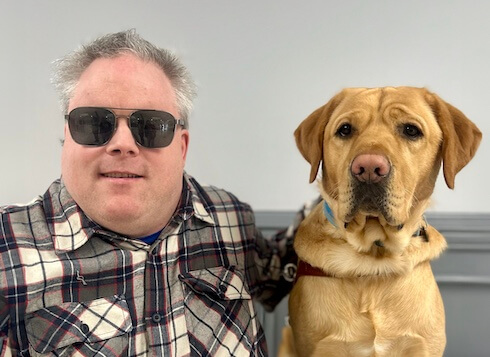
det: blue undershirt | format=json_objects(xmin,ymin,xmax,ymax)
[{"xmin": 139, "ymin": 230, "xmax": 162, "ymax": 245}]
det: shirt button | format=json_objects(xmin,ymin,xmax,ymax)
[
  {"xmin": 219, "ymin": 284, "xmax": 227, "ymax": 293},
  {"xmin": 152, "ymin": 313, "xmax": 162, "ymax": 323},
  {"xmin": 81, "ymin": 323, "xmax": 90, "ymax": 334}
]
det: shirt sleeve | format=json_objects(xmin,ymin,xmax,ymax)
[
  {"xmin": 250, "ymin": 197, "xmax": 321, "ymax": 312},
  {"xmin": 0, "ymin": 295, "xmax": 15, "ymax": 356}
]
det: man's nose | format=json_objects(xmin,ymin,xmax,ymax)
[{"xmin": 105, "ymin": 117, "xmax": 140, "ymax": 156}]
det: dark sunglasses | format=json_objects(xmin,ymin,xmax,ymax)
[{"xmin": 65, "ymin": 107, "xmax": 185, "ymax": 148}]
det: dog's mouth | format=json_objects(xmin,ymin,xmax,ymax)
[
  {"xmin": 341, "ymin": 178, "xmax": 407, "ymax": 230},
  {"xmin": 346, "ymin": 181, "xmax": 391, "ymax": 218}
]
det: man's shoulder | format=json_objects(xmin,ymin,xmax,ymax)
[
  {"xmin": 0, "ymin": 196, "xmax": 47, "ymax": 238},
  {"xmin": 0, "ymin": 179, "xmax": 66, "ymax": 222},
  {"xmin": 185, "ymin": 174, "xmax": 258, "ymax": 235},
  {"xmin": 0, "ymin": 195, "xmax": 44, "ymax": 215}
]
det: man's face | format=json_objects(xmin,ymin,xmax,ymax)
[{"xmin": 61, "ymin": 54, "xmax": 189, "ymax": 237}]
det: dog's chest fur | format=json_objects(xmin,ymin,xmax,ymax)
[
  {"xmin": 290, "ymin": 258, "xmax": 445, "ymax": 356},
  {"xmin": 289, "ymin": 209, "xmax": 447, "ymax": 356}
]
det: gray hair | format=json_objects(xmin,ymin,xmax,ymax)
[{"xmin": 52, "ymin": 29, "xmax": 196, "ymax": 128}]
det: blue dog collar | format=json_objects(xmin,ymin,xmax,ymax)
[{"xmin": 323, "ymin": 201, "xmax": 338, "ymax": 228}]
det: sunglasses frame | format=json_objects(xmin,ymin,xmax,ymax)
[{"xmin": 65, "ymin": 106, "xmax": 185, "ymax": 148}]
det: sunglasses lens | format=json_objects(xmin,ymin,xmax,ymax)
[
  {"xmin": 129, "ymin": 110, "xmax": 177, "ymax": 148},
  {"xmin": 68, "ymin": 108, "xmax": 115, "ymax": 146}
]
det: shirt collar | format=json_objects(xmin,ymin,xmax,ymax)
[
  {"xmin": 44, "ymin": 179, "xmax": 99, "ymax": 254},
  {"xmin": 179, "ymin": 172, "xmax": 216, "ymax": 225}
]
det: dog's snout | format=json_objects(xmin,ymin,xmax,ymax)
[{"xmin": 351, "ymin": 154, "xmax": 390, "ymax": 183}]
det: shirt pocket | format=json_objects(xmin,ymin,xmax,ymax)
[
  {"xmin": 25, "ymin": 295, "xmax": 132, "ymax": 356},
  {"xmin": 180, "ymin": 265, "xmax": 252, "ymax": 300},
  {"xmin": 180, "ymin": 266, "xmax": 260, "ymax": 355}
]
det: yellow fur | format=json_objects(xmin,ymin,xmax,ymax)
[{"xmin": 282, "ymin": 87, "xmax": 482, "ymax": 357}]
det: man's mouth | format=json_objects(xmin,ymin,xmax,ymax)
[{"xmin": 102, "ymin": 173, "xmax": 142, "ymax": 178}]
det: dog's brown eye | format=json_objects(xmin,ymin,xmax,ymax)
[
  {"xmin": 336, "ymin": 123, "xmax": 353, "ymax": 138},
  {"xmin": 402, "ymin": 124, "xmax": 423, "ymax": 139}
]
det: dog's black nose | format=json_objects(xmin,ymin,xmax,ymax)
[{"xmin": 351, "ymin": 154, "xmax": 390, "ymax": 183}]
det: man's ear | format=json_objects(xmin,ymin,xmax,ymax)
[
  {"xmin": 294, "ymin": 91, "xmax": 347, "ymax": 183},
  {"xmin": 180, "ymin": 129, "xmax": 190, "ymax": 163},
  {"xmin": 425, "ymin": 90, "xmax": 482, "ymax": 189}
]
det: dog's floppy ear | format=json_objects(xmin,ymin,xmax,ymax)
[
  {"xmin": 425, "ymin": 91, "xmax": 482, "ymax": 189},
  {"xmin": 294, "ymin": 91, "xmax": 346, "ymax": 183}
]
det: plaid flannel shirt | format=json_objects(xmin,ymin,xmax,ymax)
[{"xmin": 0, "ymin": 173, "xmax": 295, "ymax": 356}]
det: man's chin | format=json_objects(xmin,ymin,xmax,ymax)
[{"xmin": 84, "ymin": 201, "xmax": 143, "ymax": 232}]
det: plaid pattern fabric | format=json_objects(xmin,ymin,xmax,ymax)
[{"xmin": 0, "ymin": 173, "xmax": 295, "ymax": 356}]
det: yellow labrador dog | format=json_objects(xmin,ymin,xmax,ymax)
[{"xmin": 286, "ymin": 87, "xmax": 481, "ymax": 357}]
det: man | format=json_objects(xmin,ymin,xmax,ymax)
[{"xmin": 0, "ymin": 30, "xmax": 297, "ymax": 356}]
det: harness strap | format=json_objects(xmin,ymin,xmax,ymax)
[{"xmin": 295, "ymin": 260, "xmax": 334, "ymax": 282}]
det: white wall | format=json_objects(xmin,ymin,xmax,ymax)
[{"xmin": 0, "ymin": 0, "xmax": 488, "ymax": 212}]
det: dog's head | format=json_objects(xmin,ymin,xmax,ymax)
[{"xmin": 295, "ymin": 87, "xmax": 481, "ymax": 231}]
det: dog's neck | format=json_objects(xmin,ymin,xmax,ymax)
[
  {"xmin": 294, "ymin": 199, "xmax": 447, "ymax": 278},
  {"xmin": 295, "ymin": 226, "xmax": 429, "ymax": 281},
  {"xmin": 320, "ymin": 189, "xmax": 433, "ymax": 255}
]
